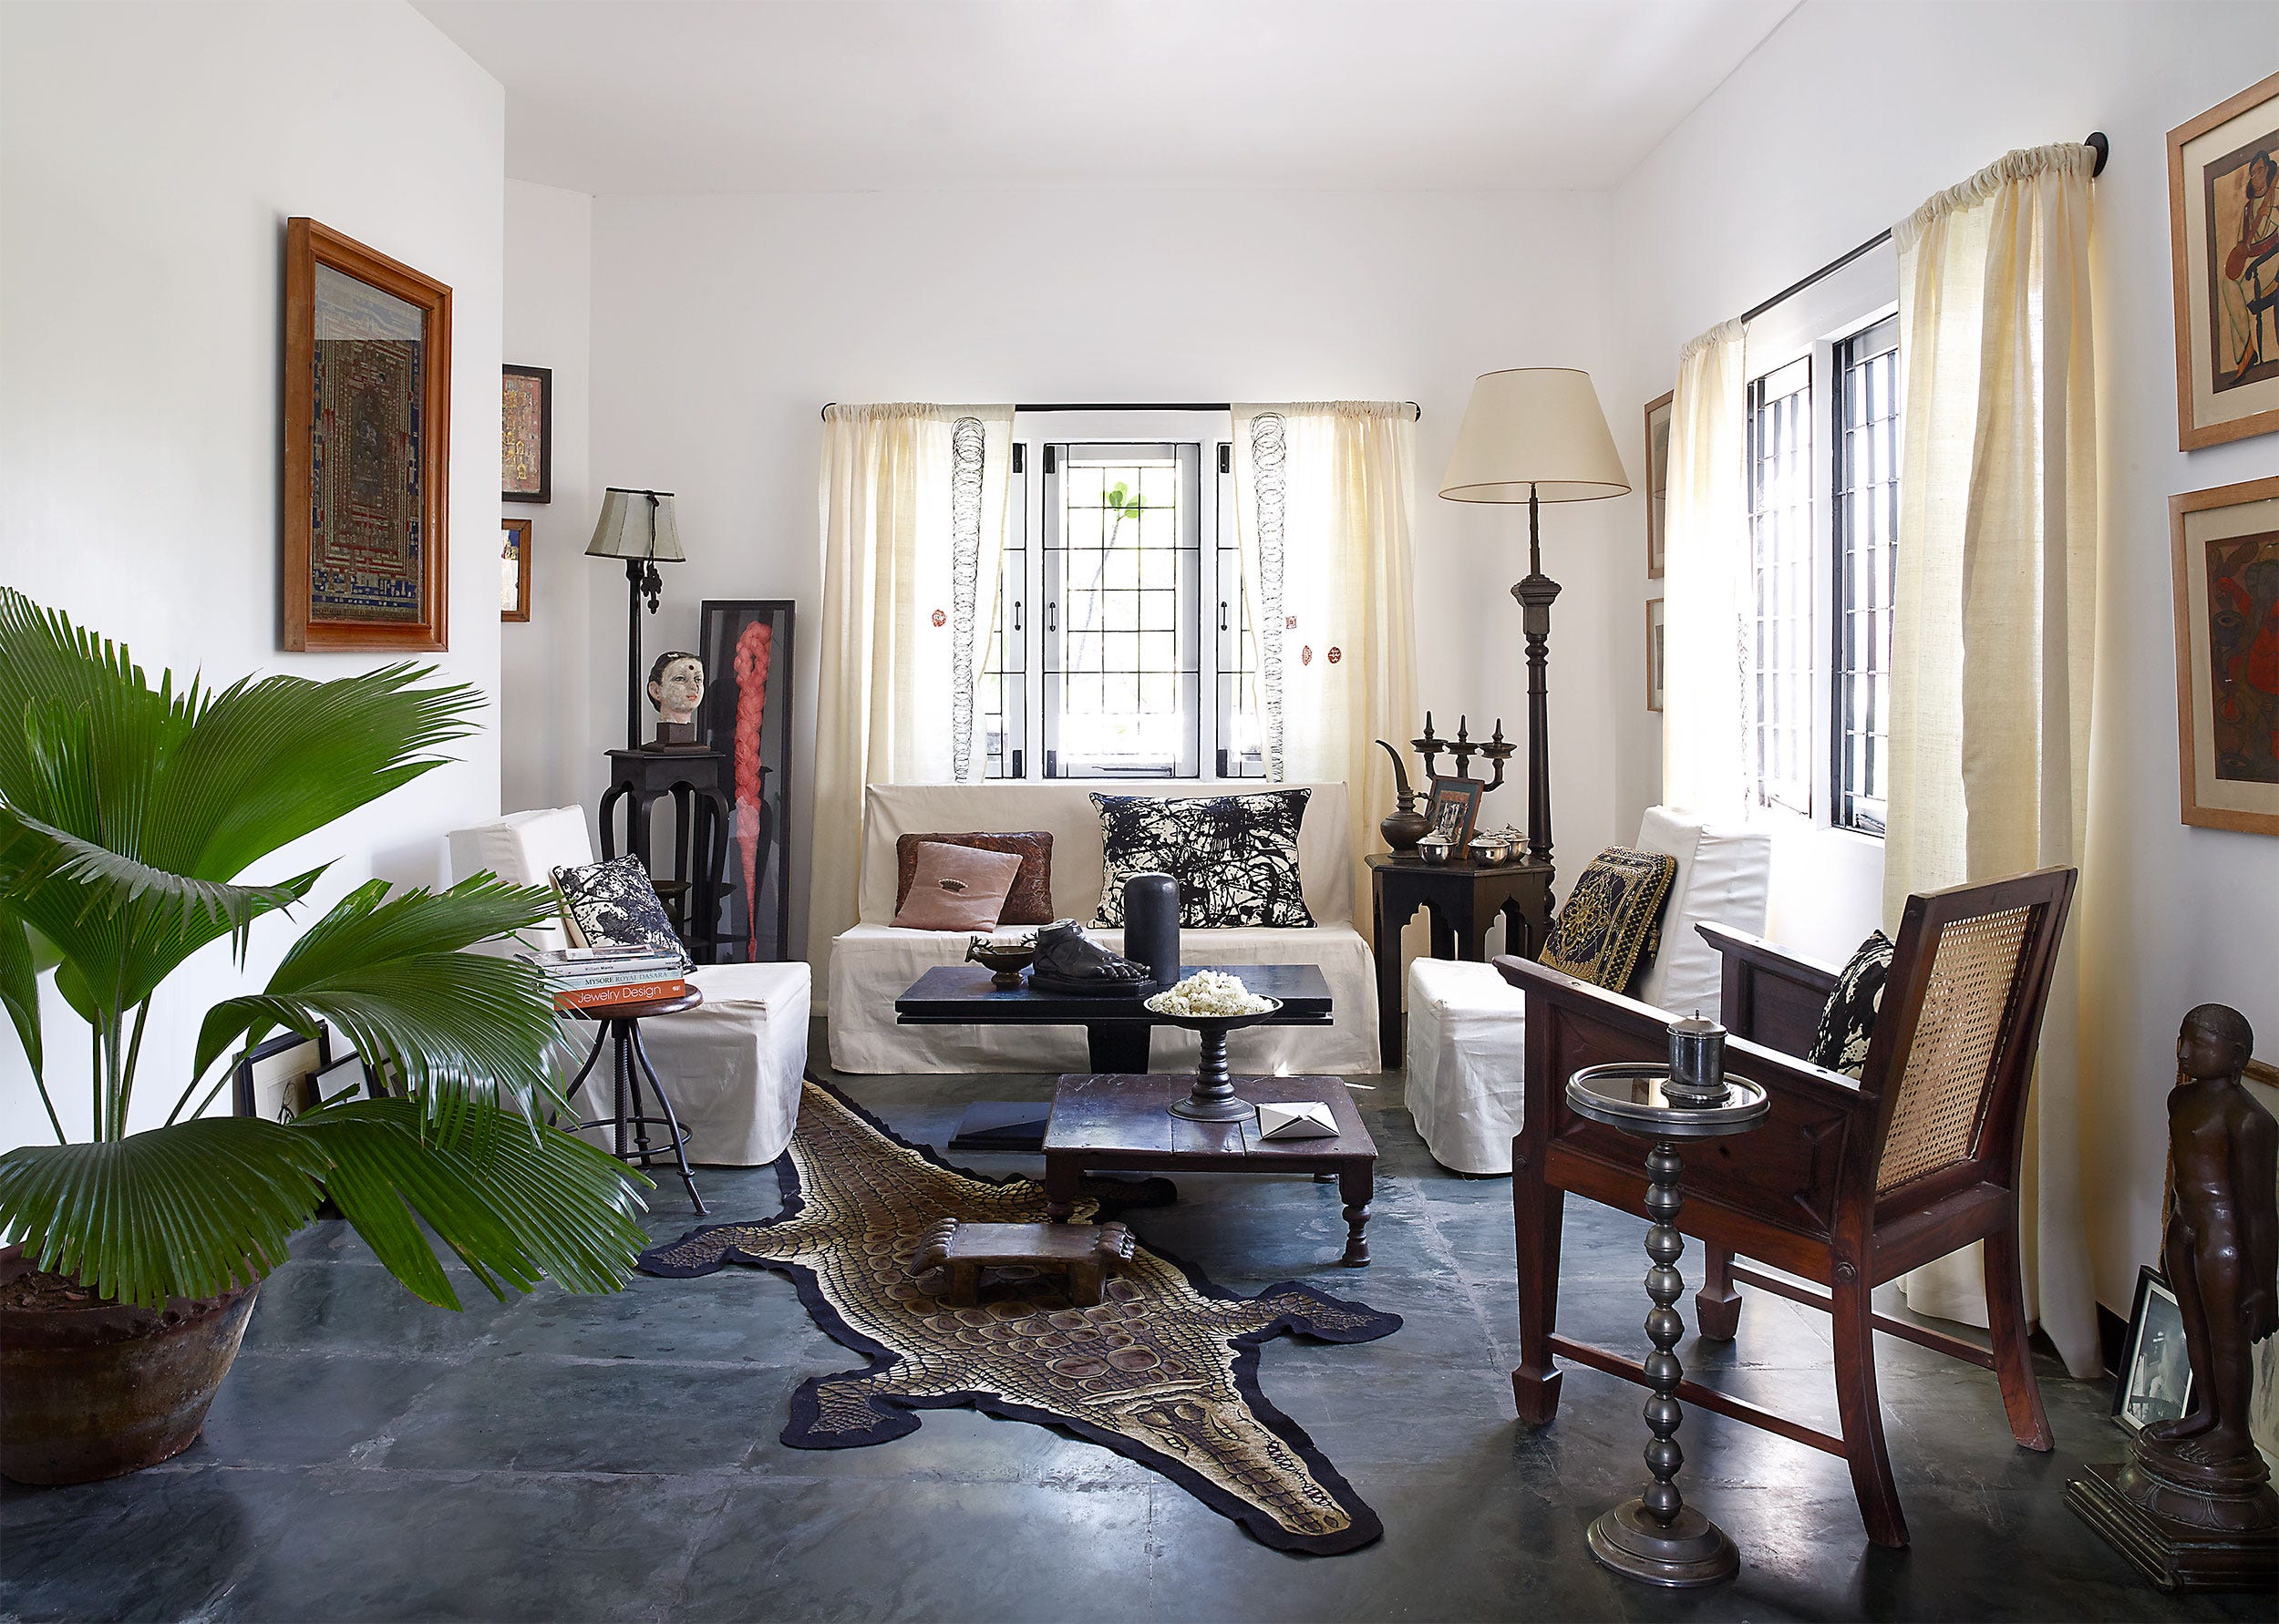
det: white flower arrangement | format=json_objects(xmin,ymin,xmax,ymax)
[{"xmin": 1145, "ymin": 970, "xmax": 1274, "ymax": 1018}]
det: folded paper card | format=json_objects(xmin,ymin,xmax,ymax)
[{"xmin": 1256, "ymin": 1101, "xmax": 1338, "ymax": 1140}]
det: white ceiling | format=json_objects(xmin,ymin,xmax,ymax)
[{"xmin": 415, "ymin": 0, "xmax": 1801, "ymax": 195}]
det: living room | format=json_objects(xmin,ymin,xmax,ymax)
[{"xmin": 3, "ymin": 2, "xmax": 2275, "ymax": 1619}]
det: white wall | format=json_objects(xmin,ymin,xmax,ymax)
[
  {"xmin": 510, "ymin": 187, "xmax": 1629, "ymax": 972},
  {"xmin": 1603, "ymin": 0, "xmax": 2279, "ymax": 1314},
  {"xmin": 0, "ymin": 1, "xmax": 505, "ymax": 1148},
  {"xmin": 500, "ymin": 180, "xmax": 595, "ymax": 817}
]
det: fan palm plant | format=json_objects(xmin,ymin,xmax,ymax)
[{"xmin": 0, "ymin": 587, "xmax": 649, "ymax": 1313}]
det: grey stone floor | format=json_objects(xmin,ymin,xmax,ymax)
[{"xmin": 2, "ymin": 1020, "xmax": 2256, "ymax": 1622}]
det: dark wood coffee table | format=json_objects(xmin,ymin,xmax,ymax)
[
  {"xmin": 1041, "ymin": 1073, "xmax": 1377, "ymax": 1266},
  {"xmin": 894, "ymin": 962, "xmax": 1333, "ymax": 1153}
]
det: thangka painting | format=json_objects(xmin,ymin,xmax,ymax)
[
  {"xmin": 699, "ymin": 600, "xmax": 798, "ymax": 961},
  {"xmin": 284, "ymin": 220, "xmax": 451, "ymax": 652},
  {"xmin": 2169, "ymin": 72, "xmax": 2279, "ymax": 449},
  {"xmin": 502, "ymin": 365, "xmax": 552, "ymax": 502},
  {"xmin": 2171, "ymin": 477, "xmax": 2279, "ymax": 836}
]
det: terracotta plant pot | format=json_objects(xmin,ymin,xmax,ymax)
[{"xmin": 0, "ymin": 1244, "xmax": 260, "ymax": 1485}]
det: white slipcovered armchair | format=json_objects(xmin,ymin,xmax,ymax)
[
  {"xmin": 446, "ymin": 807, "xmax": 809, "ymax": 1167},
  {"xmin": 1403, "ymin": 807, "xmax": 1771, "ymax": 1175}
]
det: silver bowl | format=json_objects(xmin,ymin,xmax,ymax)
[{"xmin": 1417, "ymin": 837, "xmax": 1453, "ymax": 867}]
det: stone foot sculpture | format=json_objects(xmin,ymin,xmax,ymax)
[{"xmin": 1028, "ymin": 920, "xmax": 1154, "ymax": 997}]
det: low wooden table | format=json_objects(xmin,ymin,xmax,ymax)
[
  {"xmin": 893, "ymin": 962, "xmax": 1334, "ymax": 1154},
  {"xmin": 1041, "ymin": 1074, "xmax": 1378, "ymax": 1267}
]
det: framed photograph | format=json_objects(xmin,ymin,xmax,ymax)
[
  {"xmin": 1643, "ymin": 390, "xmax": 1673, "ymax": 579},
  {"xmin": 283, "ymin": 218, "xmax": 451, "ymax": 653},
  {"xmin": 2171, "ymin": 476, "xmax": 2279, "ymax": 835},
  {"xmin": 232, "ymin": 1023, "xmax": 333, "ymax": 1125},
  {"xmin": 2113, "ymin": 1267, "xmax": 2196, "ymax": 1434},
  {"xmin": 501, "ymin": 517, "xmax": 532, "ymax": 622},
  {"xmin": 1426, "ymin": 776, "xmax": 1484, "ymax": 848},
  {"xmin": 2168, "ymin": 72, "xmax": 2279, "ymax": 449},
  {"xmin": 308, "ymin": 1052, "xmax": 374, "ymax": 1110},
  {"xmin": 1645, "ymin": 598, "xmax": 1666, "ymax": 713},
  {"xmin": 502, "ymin": 364, "xmax": 552, "ymax": 502},
  {"xmin": 698, "ymin": 600, "xmax": 798, "ymax": 963}
]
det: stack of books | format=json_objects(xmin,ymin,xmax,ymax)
[{"xmin": 521, "ymin": 945, "xmax": 689, "ymax": 1012}]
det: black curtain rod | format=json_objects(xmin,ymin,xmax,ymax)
[
  {"xmin": 820, "ymin": 400, "xmax": 1421, "ymax": 421},
  {"xmin": 1738, "ymin": 131, "xmax": 2109, "ymax": 327}
]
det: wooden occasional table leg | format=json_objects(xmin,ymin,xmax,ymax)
[
  {"xmin": 1044, "ymin": 1153, "xmax": 1081, "ymax": 1223},
  {"xmin": 1337, "ymin": 1160, "xmax": 1373, "ymax": 1267}
]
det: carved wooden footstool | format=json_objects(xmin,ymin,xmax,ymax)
[{"xmin": 914, "ymin": 1218, "xmax": 1135, "ymax": 1307}]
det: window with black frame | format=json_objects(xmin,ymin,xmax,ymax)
[
  {"xmin": 1833, "ymin": 314, "xmax": 1901, "ymax": 836},
  {"xmin": 1747, "ymin": 356, "xmax": 1815, "ymax": 815}
]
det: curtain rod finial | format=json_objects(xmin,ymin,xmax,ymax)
[{"xmin": 2086, "ymin": 131, "xmax": 2109, "ymax": 177}]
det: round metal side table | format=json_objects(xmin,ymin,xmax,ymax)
[{"xmin": 1564, "ymin": 1061, "xmax": 1769, "ymax": 1588}]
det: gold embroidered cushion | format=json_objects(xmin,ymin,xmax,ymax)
[{"xmin": 1536, "ymin": 846, "xmax": 1679, "ymax": 995}]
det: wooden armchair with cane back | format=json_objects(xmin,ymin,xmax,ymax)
[{"xmin": 1494, "ymin": 867, "xmax": 2078, "ymax": 1548}]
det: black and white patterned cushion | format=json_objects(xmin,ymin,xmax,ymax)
[
  {"xmin": 552, "ymin": 855, "xmax": 692, "ymax": 971},
  {"xmin": 1092, "ymin": 790, "xmax": 1315, "ymax": 930},
  {"xmin": 1810, "ymin": 930, "xmax": 1893, "ymax": 1078}
]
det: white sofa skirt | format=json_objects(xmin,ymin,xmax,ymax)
[
  {"xmin": 567, "ymin": 960, "xmax": 810, "ymax": 1167},
  {"xmin": 827, "ymin": 923, "xmax": 1380, "ymax": 1075},
  {"xmin": 1403, "ymin": 958, "xmax": 1530, "ymax": 1175}
]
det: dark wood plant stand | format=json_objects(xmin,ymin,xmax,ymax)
[
  {"xmin": 598, "ymin": 747, "xmax": 733, "ymax": 963},
  {"xmin": 562, "ymin": 989, "xmax": 708, "ymax": 1214},
  {"xmin": 1041, "ymin": 1074, "xmax": 1377, "ymax": 1267}
]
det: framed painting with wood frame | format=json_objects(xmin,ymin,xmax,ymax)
[
  {"xmin": 1645, "ymin": 598, "xmax": 1665, "ymax": 713},
  {"xmin": 500, "ymin": 517, "xmax": 532, "ymax": 622},
  {"xmin": 1643, "ymin": 390, "xmax": 1672, "ymax": 579},
  {"xmin": 1426, "ymin": 776, "xmax": 1484, "ymax": 848},
  {"xmin": 2168, "ymin": 71, "xmax": 2279, "ymax": 450},
  {"xmin": 502, "ymin": 363, "xmax": 552, "ymax": 502},
  {"xmin": 2171, "ymin": 476, "xmax": 2279, "ymax": 836},
  {"xmin": 283, "ymin": 218, "xmax": 452, "ymax": 653}
]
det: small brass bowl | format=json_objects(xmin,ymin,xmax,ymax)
[{"xmin": 965, "ymin": 937, "xmax": 1036, "ymax": 989}]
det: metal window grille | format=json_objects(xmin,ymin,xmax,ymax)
[
  {"xmin": 1214, "ymin": 442, "xmax": 1264, "ymax": 778},
  {"xmin": 1748, "ymin": 356, "xmax": 1814, "ymax": 815},
  {"xmin": 1040, "ymin": 443, "xmax": 1201, "ymax": 777},
  {"xmin": 1832, "ymin": 315, "xmax": 1901, "ymax": 835},
  {"xmin": 979, "ymin": 446, "xmax": 1026, "ymax": 778}
]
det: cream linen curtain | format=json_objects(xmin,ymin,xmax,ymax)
[
  {"xmin": 1659, "ymin": 320, "xmax": 1752, "ymax": 817},
  {"xmin": 810, "ymin": 404, "xmax": 1015, "ymax": 981},
  {"xmin": 1884, "ymin": 144, "xmax": 2100, "ymax": 1377},
  {"xmin": 1229, "ymin": 403, "xmax": 1420, "ymax": 941}
]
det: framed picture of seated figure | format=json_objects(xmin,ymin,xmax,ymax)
[
  {"xmin": 1427, "ymin": 776, "xmax": 1483, "ymax": 848},
  {"xmin": 2114, "ymin": 1267, "xmax": 2195, "ymax": 1435},
  {"xmin": 2169, "ymin": 72, "xmax": 2279, "ymax": 449},
  {"xmin": 283, "ymin": 218, "xmax": 452, "ymax": 652},
  {"xmin": 2170, "ymin": 476, "xmax": 2279, "ymax": 836}
]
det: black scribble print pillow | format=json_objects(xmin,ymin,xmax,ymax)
[
  {"xmin": 1810, "ymin": 930, "xmax": 1893, "ymax": 1078},
  {"xmin": 552, "ymin": 855, "xmax": 692, "ymax": 971},
  {"xmin": 1092, "ymin": 790, "xmax": 1315, "ymax": 930}
]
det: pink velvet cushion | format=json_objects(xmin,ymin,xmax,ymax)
[{"xmin": 890, "ymin": 840, "xmax": 1026, "ymax": 931}]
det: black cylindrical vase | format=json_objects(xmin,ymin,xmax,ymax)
[{"xmin": 1121, "ymin": 872, "xmax": 1181, "ymax": 989}]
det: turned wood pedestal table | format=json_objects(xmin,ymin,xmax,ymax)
[{"xmin": 1041, "ymin": 1073, "xmax": 1378, "ymax": 1268}]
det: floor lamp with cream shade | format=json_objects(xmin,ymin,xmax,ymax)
[{"xmin": 1439, "ymin": 369, "xmax": 1630, "ymax": 873}]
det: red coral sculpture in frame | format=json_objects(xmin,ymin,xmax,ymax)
[{"xmin": 732, "ymin": 619, "xmax": 773, "ymax": 961}]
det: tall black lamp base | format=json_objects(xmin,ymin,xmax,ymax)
[{"xmin": 1587, "ymin": 1499, "xmax": 1739, "ymax": 1588}]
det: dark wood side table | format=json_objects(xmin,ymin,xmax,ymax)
[
  {"xmin": 561, "ymin": 988, "xmax": 709, "ymax": 1214},
  {"xmin": 1041, "ymin": 1073, "xmax": 1377, "ymax": 1267},
  {"xmin": 599, "ymin": 747, "xmax": 733, "ymax": 964},
  {"xmin": 1367, "ymin": 852, "xmax": 1554, "ymax": 1067}
]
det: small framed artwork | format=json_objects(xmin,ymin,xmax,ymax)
[
  {"xmin": 232, "ymin": 1023, "xmax": 333, "ymax": 1125},
  {"xmin": 283, "ymin": 218, "xmax": 451, "ymax": 653},
  {"xmin": 2168, "ymin": 71, "xmax": 2279, "ymax": 450},
  {"xmin": 2113, "ymin": 1267, "xmax": 2196, "ymax": 1435},
  {"xmin": 501, "ymin": 517, "xmax": 532, "ymax": 622},
  {"xmin": 1427, "ymin": 776, "xmax": 1484, "ymax": 848},
  {"xmin": 1645, "ymin": 598, "xmax": 1666, "ymax": 713},
  {"xmin": 2170, "ymin": 476, "xmax": 2279, "ymax": 835},
  {"xmin": 1643, "ymin": 390, "xmax": 1673, "ymax": 579},
  {"xmin": 698, "ymin": 600, "xmax": 799, "ymax": 963},
  {"xmin": 502, "ymin": 364, "xmax": 552, "ymax": 502}
]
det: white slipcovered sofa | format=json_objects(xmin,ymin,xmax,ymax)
[
  {"xmin": 828, "ymin": 780, "xmax": 1379, "ymax": 1075},
  {"xmin": 446, "ymin": 806, "xmax": 810, "ymax": 1167},
  {"xmin": 1403, "ymin": 806, "xmax": 1771, "ymax": 1174}
]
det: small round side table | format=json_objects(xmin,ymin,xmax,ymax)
[
  {"xmin": 1564, "ymin": 1061, "xmax": 1769, "ymax": 1588},
  {"xmin": 562, "ymin": 988, "xmax": 709, "ymax": 1214}
]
